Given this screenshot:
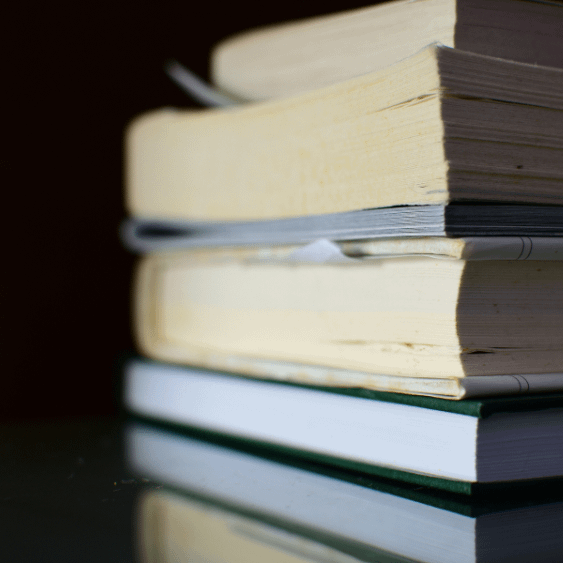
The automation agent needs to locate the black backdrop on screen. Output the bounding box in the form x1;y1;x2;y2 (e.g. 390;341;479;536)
4;1;382;419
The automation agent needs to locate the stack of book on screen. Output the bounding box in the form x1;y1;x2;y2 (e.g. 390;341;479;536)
122;0;563;560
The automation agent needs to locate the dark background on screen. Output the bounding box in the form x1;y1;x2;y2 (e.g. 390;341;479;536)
4;1;378;419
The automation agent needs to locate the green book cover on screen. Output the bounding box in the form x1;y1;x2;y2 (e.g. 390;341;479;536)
126;359;563;495
131;413;563;498
130;417;563;511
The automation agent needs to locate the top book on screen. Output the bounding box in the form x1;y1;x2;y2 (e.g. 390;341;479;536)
127;45;563;222
211;0;563;101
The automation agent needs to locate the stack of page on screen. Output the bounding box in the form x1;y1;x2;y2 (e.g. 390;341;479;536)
122;1;563;546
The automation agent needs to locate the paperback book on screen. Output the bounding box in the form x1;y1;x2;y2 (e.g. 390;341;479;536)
122;206;563;252
211;0;563;101
132;241;563;394
126;46;563;225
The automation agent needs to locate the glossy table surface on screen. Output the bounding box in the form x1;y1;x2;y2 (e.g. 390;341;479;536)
0;417;150;562
2;416;562;563
0;417;427;563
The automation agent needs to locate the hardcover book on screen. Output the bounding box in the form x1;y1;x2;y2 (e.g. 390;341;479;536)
124;359;563;491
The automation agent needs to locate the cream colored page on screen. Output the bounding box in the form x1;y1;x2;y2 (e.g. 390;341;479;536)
126;49;447;221
140;253;563;377
157;258;462;375
212;0;455;100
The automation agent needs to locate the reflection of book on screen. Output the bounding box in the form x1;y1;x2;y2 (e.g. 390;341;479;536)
211;0;563;101
137;489;368;563
124;359;563;492
133;243;563;392
126;46;563;223
127;422;563;563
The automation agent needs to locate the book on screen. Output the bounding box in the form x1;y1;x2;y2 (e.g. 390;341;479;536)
126;45;563;223
132;242;563;394
126;420;563;563
122;206;563;252
211;0;563;102
123;358;563;492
